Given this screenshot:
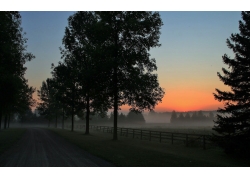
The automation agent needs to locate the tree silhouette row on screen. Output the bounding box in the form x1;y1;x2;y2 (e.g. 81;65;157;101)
36;11;164;140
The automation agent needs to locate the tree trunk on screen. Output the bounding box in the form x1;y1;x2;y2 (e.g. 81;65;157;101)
71;87;75;132
55;112;57;128
71;110;74;132
7;113;10;128
4;115;7;129
85;94;90;135
62;107;64;130
113;67;118;140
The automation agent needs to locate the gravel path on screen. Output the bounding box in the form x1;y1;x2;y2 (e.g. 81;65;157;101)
0;128;114;167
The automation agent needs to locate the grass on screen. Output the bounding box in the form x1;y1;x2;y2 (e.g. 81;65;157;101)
50;128;250;167
0;128;26;154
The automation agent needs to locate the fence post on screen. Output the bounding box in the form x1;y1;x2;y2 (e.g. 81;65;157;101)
203;135;206;150
186;134;189;147
149;131;151;141
133;129;135;139
121;128;123;136
126;128;128;137
141;130;142;140
171;133;173;144
160;132;161;142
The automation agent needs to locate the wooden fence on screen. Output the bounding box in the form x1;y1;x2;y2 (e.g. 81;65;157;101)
65;124;214;150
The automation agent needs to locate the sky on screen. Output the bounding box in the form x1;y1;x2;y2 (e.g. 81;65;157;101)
2;0;242;114
18;11;242;113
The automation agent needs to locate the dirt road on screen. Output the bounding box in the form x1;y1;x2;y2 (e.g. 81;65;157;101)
0;128;114;167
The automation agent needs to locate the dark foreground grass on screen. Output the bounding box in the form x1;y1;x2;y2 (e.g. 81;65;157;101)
50;128;250;167
0;128;26;154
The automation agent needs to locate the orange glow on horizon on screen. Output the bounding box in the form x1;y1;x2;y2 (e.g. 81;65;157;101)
154;90;224;112
120;89;224;113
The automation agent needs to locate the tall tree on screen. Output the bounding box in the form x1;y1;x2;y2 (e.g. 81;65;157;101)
60;11;111;134
95;11;165;140
37;78;60;127
51;61;83;131
213;11;250;155
0;12;35;129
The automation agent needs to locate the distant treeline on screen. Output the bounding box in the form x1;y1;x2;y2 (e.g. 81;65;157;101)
90;111;145;124
170;110;215;125
14;109;216;126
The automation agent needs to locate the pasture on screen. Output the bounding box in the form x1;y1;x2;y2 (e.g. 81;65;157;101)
50;125;250;167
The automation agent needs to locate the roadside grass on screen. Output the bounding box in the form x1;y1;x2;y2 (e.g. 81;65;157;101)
50;128;250;167
0;128;26;154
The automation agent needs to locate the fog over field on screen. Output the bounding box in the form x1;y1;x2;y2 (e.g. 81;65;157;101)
5;109;216;130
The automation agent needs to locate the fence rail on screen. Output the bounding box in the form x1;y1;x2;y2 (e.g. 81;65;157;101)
65;124;214;150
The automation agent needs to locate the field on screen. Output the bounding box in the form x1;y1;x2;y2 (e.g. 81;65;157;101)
117;123;215;135
50;125;250;167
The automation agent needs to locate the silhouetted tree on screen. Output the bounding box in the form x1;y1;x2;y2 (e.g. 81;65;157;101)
37;78;61;127
197;110;205;120
51;62;71;130
60;11;111;134
170;110;177;123
213;11;250;156
95;12;165;140
51;62;83;131
184;112;191;121
118;112;126;122
178;112;185;122
191;111;196;121
0;12;35;129
126;110;145;123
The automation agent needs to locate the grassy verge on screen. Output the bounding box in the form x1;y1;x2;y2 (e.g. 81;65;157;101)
0;128;26;154
50;128;250;167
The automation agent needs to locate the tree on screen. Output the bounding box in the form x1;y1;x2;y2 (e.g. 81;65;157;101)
95;11;165;140
0;12;35;129
184;112;191;120
178;112;185;122
197;110;205;120
118;112;126;122
170;110;177;123
126;110;145;123
60;11;111;133
51;62;71;130
191;111;198;122
213;11;250;155
37;78;60;127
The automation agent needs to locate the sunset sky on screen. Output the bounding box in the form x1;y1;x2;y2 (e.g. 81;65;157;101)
17;10;241;113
